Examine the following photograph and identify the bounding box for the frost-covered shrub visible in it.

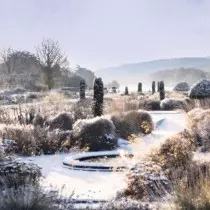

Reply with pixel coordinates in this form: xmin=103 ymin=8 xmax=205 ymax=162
xmin=121 ymin=161 xmax=170 ymax=201
xmin=33 ymin=127 xmax=71 ymax=155
xmin=72 ymin=117 xmax=118 ymax=151
xmin=173 ymin=161 xmax=210 ymax=210
xmin=111 ymin=110 xmax=153 ymax=139
xmin=46 ymin=112 xmax=73 ymax=131
xmin=160 ymin=98 xmax=189 ymax=111
xmin=32 ymin=114 xmax=46 ymax=127
xmin=123 ymin=110 xmax=153 ymax=135
xmin=0 ymin=124 xmax=71 ymax=155
xmin=72 ymin=98 xmax=93 ymax=120
xmin=150 ymin=130 xmax=196 ymax=170
xmin=0 ymin=124 xmax=37 ymax=155
xmin=101 ymin=198 xmax=151 ymax=210
xmin=139 ymin=99 xmax=160 ymax=111
xmin=173 ymin=82 xmax=190 ymax=92
xmin=183 ymin=97 xmax=195 ymax=110
xmin=0 ymin=160 xmax=42 ymax=189
xmin=25 ymin=92 xmax=46 ymax=102
xmin=0 ymin=185 xmax=74 ymax=210
xmin=189 ymin=79 xmax=210 ymax=99
xmin=110 ymin=113 xmax=130 ymax=139
xmin=186 ymin=108 xmax=210 ymax=151
xmin=2 ymin=88 xmax=26 ymax=95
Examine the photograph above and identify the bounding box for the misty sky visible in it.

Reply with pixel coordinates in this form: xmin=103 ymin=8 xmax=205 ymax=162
xmin=0 ymin=0 xmax=209 ymax=70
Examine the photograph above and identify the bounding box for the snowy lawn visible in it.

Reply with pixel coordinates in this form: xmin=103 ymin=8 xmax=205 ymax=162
xmin=22 ymin=111 xmax=186 ymax=201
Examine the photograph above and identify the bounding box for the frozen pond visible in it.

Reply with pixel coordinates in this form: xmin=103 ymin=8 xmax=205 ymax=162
xmin=23 ymin=111 xmax=186 ymax=202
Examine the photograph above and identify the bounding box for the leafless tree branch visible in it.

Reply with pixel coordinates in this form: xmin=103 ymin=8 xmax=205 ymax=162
xmin=36 ymin=39 xmax=69 ymax=89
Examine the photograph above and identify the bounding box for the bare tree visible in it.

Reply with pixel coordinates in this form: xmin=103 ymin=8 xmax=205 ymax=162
xmin=107 ymin=80 xmax=120 ymax=89
xmin=0 ymin=48 xmax=38 ymax=74
xmin=36 ymin=39 xmax=69 ymax=90
xmin=0 ymin=48 xmax=17 ymax=74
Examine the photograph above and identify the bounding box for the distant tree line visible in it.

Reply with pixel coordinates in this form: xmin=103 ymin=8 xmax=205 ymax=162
xmin=0 ymin=39 xmax=96 ymax=91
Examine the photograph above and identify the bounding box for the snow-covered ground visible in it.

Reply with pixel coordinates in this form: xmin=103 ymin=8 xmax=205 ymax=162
xmin=22 ymin=111 xmax=186 ymax=202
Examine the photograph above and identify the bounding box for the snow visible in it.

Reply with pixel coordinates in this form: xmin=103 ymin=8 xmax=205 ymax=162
xmin=21 ymin=111 xmax=186 ymax=203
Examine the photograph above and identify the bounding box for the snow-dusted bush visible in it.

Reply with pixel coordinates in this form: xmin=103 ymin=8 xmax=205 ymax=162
xmin=33 ymin=127 xmax=71 ymax=155
xmin=46 ymin=112 xmax=73 ymax=131
xmin=120 ymin=161 xmax=170 ymax=201
xmin=0 ymin=185 xmax=74 ymax=210
xmin=0 ymin=124 xmax=36 ymax=155
xmin=160 ymin=98 xmax=189 ymax=111
xmin=189 ymin=79 xmax=210 ymax=99
xmin=32 ymin=113 xmax=46 ymax=127
xmin=174 ymin=161 xmax=210 ymax=210
xmin=173 ymin=82 xmax=190 ymax=92
xmin=72 ymin=117 xmax=118 ymax=151
xmin=150 ymin=130 xmax=196 ymax=170
xmin=186 ymin=108 xmax=210 ymax=151
xmin=123 ymin=110 xmax=154 ymax=135
xmin=101 ymin=198 xmax=151 ymax=210
xmin=138 ymin=99 xmax=160 ymax=111
xmin=0 ymin=160 xmax=42 ymax=189
xmin=2 ymin=87 xmax=26 ymax=95
xmin=72 ymin=98 xmax=93 ymax=120
xmin=111 ymin=110 xmax=153 ymax=139
xmin=0 ymin=124 xmax=71 ymax=155
xmin=25 ymin=92 xmax=46 ymax=102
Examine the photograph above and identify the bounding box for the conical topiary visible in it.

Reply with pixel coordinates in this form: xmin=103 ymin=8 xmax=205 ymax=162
xmin=152 ymin=81 xmax=156 ymax=94
xmin=93 ymin=77 xmax=104 ymax=117
xmin=157 ymin=81 xmax=160 ymax=92
xmin=125 ymin=86 xmax=129 ymax=95
xmin=159 ymin=81 xmax=165 ymax=100
xmin=80 ymin=79 xmax=86 ymax=99
xmin=138 ymin=83 xmax=142 ymax=93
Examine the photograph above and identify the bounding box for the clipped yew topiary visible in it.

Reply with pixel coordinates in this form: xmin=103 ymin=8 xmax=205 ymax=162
xmin=125 ymin=86 xmax=129 ymax=95
xmin=79 ymin=79 xmax=86 ymax=99
xmin=159 ymin=81 xmax=165 ymax=100
xmin=138 ymin=82 xmax=142 ymax=93
xmin=93 ymin=77 xmax=104 ymax=117
xmin=152 ymin=81 xmax=156 ymax=94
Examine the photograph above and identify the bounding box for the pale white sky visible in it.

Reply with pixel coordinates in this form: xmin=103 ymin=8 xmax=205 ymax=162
xmin=0 ymin=0 xmax=209 ymax=70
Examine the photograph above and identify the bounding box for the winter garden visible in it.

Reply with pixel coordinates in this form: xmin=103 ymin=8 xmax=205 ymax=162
xmin=1 ymin=69 xmax=210 ymax=209
xmin=1 ymin=40 xmax=210 ymax=210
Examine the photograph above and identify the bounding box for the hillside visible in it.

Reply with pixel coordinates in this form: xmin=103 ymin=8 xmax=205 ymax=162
xmin=149 ymin=68 xmax=210 ymax=86
xmin=95 ymin=57 xmax=210 ymax=84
